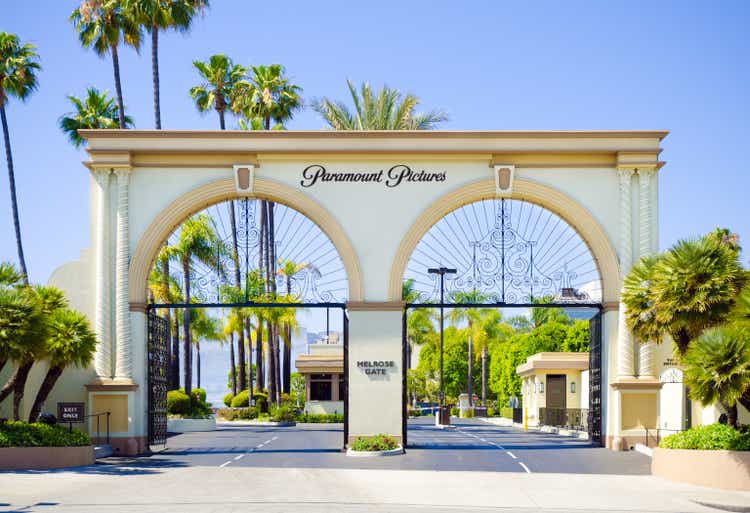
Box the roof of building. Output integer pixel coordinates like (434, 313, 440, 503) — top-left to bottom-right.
(516, 352, 589, 377)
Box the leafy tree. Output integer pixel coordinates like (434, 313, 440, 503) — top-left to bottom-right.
(0, 32, 40, 284)
(149, 249, 182, 389)
(59, 87, 133, 147)
(622, 231, 747, 356)
(71, 0, 142, 128)
(128, 0, 208, 128)
(313, 80, 448, 130)
(530, 295, 571, 327)
(189, 54, 245, 129)
(563, 320, 589, 352)
(189, 307, 221, 389)
(28, 309, 97, 422)
(682, 325, 750, 428)
(277, 260, 308, 393)
(449, 290, 492, 404)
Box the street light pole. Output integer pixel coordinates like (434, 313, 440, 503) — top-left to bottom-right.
(428, 267, 456, 410)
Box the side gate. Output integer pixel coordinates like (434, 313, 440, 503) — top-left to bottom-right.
(147, 311, 170, 447)
(588, 311, 603, 446)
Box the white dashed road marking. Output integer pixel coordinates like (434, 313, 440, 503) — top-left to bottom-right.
(219, 461, 232, 468)
(506, 451, 517, 459)
(518, 462, 532, 473)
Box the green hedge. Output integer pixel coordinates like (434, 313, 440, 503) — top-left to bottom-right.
(269, 404, 295, 422)
(223, 392, 234, 407)
(499, 407, 514, 419)
(350, 434, 399, 452)
(296, 413, 344, 423)
(659, 424, 750, 451)
(0, 421, 91, 447)
(216, 407, 257, 421)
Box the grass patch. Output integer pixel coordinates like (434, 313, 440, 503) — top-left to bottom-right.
(350, 434, 399, 452)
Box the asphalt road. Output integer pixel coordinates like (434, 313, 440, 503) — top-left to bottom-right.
(112, 417, 650, 474)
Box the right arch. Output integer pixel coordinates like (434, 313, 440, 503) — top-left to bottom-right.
(388, 178, 621, 304)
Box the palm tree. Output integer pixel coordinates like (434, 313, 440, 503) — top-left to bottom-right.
(226, 200, 248, 390)
(530, 296, 571, 327)
(189, 54, 246, 129)
(6, 286, 67, 420)
(221, 284, 248, 392)
(162, 213, 225, 395)
(312, 80, 448, 130)
(277, 259, 308, 393)
(128, 0, 207, 128)
(59, 87, 133, 147)
(682, 325, 750, 428)
(622, 232, 747, 356)
(449, 290, 492, 406)
(28, 309, 97, 422)
(0, 32, 40, 284)
(0, 265, 45, 402)
(232, 64, 303, 130)
(71, 0, 142, 128)
(189, 307, 221, 389)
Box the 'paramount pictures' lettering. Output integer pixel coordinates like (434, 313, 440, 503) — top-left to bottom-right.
(357, 360, 395, 376)
(300, 164, 446, 188)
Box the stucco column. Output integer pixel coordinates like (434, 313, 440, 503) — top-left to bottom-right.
(638, 168, 656, 379)
(114, 168, 132, 380)
(92, 168, 112, 378)
(616, 168, 635, 379)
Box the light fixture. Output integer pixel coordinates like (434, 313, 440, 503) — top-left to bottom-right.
(571, 382, 576, 393)
(538, 382, 544, 393)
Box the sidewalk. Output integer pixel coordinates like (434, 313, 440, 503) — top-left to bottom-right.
(1, 465, 748, 512)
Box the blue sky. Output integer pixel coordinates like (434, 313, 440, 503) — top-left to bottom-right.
(2, 0, 749, 285)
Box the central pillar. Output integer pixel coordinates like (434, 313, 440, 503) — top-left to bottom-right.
(346, 302, 404, 446)
(92, 168, 112, 378)
(114, 168, 132, 380)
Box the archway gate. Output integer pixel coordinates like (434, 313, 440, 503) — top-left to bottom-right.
(45, 129, 666, 454)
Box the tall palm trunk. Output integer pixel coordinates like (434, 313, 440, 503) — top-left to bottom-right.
(151, 27, 161, 129)
(467, 334, 473, 407)
(268, 202, 281, 404)
(11, 360, 33, 420)
(255, 324, 263, 391)
(229, 201, 246, 390)
(28, 364, 64, 422)
(196, 339, 201, 389)
(171, 314, 180, 389)
(229, 332, 237, 396)
(266, 320, 276, 402)
(182, 258, 192, 395)
(481, 346, 487, 406)
(257, 200, 266, 391)
(110, 44, 126, 129)
(723, 402, 738, 428)
(218, 109, 226, 130)
(283, 277, 293, 394)
(1, 103, 28, 283)
(245, 318, 253, 395)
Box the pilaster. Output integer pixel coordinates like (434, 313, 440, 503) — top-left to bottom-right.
(616, 168, 635, 379)
(92, 168, 112, 378)
(114, 168, 133, 380)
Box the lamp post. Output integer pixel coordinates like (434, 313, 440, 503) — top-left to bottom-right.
(428, 267, 456, 414)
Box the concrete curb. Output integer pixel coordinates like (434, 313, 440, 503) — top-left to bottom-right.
(634, 443, 653, 457)
(346, 446, 404, 457)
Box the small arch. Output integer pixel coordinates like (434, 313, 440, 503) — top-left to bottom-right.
(388, 178, 620, 303)
(129, 178, 364, 305)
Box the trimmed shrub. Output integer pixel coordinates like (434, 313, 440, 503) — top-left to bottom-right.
(0, 421, 91, 447)
(269, 404, 296, 423)
(223, 392, 233, 407)
(216, 407, 257, 421)
(487, 407, 496, 417)
(167, 390, 192, 415)
(231, 390, 249, 407)
(499, 407, 514, 419)
(253, 392, 269, 413)
(461, 408, 475, 419)
(659, 424, 750, 451)
(191, 388, 207, 403)
(450, 407, 459, 417)
(350, 434, 399, 452)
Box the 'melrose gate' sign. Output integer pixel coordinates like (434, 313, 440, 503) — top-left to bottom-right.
(357, 360, 396, 376)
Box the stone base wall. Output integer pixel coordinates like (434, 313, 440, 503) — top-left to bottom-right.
(0, 446, 95, 470)
(652, 448, 750, 491)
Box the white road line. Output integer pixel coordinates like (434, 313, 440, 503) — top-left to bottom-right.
(272, 436, 278, 441)
(518, 462, 532, 473)
(264, 439, 273, 444)
(506, 451, 517, 459)
(256, 444, 264, 448)
(480, 438, 487, 442)
(233, 454, 243, 460)
(219, 460, 232, 468)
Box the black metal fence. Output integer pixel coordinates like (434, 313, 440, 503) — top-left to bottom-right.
(538, 407, 589, 430)
(644, 428, 682, 448)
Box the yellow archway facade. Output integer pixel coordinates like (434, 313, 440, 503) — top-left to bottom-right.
(128, 177, 364, 307)
(388, 178, 620, 306)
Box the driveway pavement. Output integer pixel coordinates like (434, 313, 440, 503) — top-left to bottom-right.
(1, 418, 748, 513)
(145, 417, 650, 474)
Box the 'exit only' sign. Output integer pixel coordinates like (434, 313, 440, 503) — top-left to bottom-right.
(57, 402, 85, 423)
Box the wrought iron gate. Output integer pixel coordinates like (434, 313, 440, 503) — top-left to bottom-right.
(587, 311, 603, 445)
(147, 311, 170, 447)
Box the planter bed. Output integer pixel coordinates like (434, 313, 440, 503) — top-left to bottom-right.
(652, 447, 750, 491)
(0, 446, 94, 470)
(167, 417, 216, 433)
(216, 419, 296, 427)
(346, 445, 404, 457)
